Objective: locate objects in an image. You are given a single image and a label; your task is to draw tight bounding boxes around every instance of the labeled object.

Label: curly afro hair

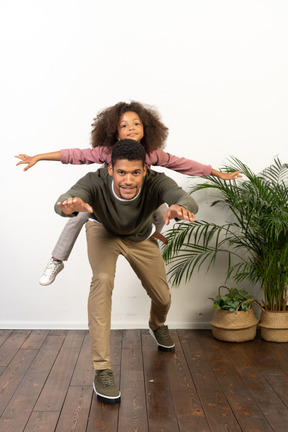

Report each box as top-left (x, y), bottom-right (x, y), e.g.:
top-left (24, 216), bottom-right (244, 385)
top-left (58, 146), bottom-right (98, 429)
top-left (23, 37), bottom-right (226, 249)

top-left (90, 101), bottom-right (169, 153)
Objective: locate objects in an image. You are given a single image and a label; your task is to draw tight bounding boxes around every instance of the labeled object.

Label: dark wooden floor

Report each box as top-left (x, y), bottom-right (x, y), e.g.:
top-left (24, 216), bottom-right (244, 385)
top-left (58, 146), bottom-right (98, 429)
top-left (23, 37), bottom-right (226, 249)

top-left (0, 329), bottom-right (288, 432)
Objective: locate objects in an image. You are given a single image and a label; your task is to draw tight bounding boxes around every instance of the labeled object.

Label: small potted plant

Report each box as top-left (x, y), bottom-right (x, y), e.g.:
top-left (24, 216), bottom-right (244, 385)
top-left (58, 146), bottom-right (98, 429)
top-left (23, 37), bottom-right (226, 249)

top-left (163, 157), bottom-right (288, 342)
top-left (209, 286), bottom-right (258, 342)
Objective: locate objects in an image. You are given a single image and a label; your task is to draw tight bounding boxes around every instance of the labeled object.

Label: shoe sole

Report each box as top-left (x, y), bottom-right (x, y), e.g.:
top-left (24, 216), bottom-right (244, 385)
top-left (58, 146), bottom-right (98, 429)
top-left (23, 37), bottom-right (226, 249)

top-left (93, 382), bottom-right (121, 405)
top-left (149, 329), bottom-right (175, 352)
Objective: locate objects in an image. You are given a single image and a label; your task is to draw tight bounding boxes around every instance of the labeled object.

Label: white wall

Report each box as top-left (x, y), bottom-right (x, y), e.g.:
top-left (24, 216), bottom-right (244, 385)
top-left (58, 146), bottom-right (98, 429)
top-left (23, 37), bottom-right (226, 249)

top-left (1, 0), bottom-right (287, 329)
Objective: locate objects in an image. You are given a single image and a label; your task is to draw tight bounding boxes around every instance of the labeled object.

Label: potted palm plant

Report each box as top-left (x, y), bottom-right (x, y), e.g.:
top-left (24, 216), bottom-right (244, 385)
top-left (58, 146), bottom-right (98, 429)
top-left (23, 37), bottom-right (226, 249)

top-left (163, 157), bottom-right (288, 342)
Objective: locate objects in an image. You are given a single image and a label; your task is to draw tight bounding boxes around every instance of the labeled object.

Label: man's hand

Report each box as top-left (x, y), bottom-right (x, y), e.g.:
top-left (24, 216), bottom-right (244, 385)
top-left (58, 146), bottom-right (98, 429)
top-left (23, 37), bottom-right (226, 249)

top-left (163, 204), bottom-right (195, 226)
top-left (57, 197), bottom-right (93, 214)
top-left (15, 154), bottom-right (39, 171)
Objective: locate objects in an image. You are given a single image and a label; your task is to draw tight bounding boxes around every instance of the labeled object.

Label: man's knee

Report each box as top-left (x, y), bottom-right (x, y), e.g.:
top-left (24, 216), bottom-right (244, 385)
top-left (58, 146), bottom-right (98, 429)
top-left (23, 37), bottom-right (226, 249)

top-left (162, 292), bottom-right (172, 308)
top-left (151, 288), bottom-right (171, 309)
top-left (90, 272), bottom-right (114, 294)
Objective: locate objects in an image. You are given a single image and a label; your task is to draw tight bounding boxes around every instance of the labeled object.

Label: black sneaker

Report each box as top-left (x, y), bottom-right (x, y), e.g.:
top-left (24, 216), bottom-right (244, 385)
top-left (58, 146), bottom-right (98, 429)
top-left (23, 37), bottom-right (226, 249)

top-left (149, 325), bottom-right (175, 352)
top-left (93, 369), bottom-right (121, 405)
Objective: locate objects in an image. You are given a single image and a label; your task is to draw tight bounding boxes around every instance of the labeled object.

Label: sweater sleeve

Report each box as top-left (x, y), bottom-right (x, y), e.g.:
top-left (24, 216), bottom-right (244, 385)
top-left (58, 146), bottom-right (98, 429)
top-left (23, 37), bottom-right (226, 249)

top-left (164, 184), bottom-right (199, 215)
top-left (149, 172), bottom-right (199, 215)
top-left (146, 149), bottom-right (212, 176)
top-left (60, 147), bottom-right (111, 165)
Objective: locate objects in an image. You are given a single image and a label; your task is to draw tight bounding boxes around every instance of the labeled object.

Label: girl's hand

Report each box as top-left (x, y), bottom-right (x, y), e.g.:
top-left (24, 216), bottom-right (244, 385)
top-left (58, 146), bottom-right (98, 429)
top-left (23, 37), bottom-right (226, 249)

top-left (15, 154), bottom-right (39, 171)
top-left (217, 170), bottom-right (242, 180)
top-left (211, 168), bottom-right (242, 180)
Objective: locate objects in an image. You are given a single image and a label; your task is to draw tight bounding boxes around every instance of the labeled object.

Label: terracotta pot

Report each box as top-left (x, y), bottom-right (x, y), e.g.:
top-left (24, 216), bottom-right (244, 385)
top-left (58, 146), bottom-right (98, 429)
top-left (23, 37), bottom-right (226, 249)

top-left (258, 310), bottom-right (288, 342)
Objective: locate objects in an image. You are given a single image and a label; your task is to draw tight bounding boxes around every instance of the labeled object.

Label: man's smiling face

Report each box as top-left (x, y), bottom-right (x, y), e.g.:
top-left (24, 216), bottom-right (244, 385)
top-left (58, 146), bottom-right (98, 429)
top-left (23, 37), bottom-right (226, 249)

top-left (108, 159), bottom-right (147, 200)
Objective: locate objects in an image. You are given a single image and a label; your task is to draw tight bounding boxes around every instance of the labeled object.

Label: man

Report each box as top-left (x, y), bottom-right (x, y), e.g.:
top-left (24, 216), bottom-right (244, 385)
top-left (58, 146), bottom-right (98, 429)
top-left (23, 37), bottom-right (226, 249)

top-left (55, 139), bottom-right (198, 405)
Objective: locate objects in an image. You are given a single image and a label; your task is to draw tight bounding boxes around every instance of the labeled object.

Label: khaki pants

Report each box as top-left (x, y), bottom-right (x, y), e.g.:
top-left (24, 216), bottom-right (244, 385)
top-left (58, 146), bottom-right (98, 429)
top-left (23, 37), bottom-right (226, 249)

top-left (85, 221), bottom-right (171, 370)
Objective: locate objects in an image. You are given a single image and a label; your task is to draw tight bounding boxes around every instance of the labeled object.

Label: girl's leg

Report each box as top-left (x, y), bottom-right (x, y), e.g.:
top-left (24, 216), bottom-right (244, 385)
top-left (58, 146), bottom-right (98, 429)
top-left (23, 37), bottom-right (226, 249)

top-left (52, 212), bottom-right (90, 261)
top-left (152, 203), bottom-right (168, 232)
top-left (39, 212), bottom-right (89, 286)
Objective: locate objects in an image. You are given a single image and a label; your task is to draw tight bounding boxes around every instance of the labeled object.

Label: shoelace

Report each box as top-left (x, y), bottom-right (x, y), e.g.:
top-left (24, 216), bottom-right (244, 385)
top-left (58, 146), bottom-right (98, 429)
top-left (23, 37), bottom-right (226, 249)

top-left (156, 326), bottom-right (170, 341)
top-left (98, 371), bottom-right (115, 387)
top-left (43, 260), bottom-right (60, 276)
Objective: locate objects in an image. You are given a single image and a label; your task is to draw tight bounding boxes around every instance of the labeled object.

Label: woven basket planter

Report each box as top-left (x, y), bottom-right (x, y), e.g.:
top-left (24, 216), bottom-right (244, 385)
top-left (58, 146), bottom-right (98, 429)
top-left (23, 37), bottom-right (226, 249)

top-left (258, 310), bottom-right (288, 342)
top-left (210, 308), bottom-right (259, 342)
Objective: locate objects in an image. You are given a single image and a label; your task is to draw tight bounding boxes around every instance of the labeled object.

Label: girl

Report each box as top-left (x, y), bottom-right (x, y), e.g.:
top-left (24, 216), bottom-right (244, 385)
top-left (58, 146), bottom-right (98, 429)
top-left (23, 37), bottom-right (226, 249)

top-left (16, 101), bottom-right (241, 285)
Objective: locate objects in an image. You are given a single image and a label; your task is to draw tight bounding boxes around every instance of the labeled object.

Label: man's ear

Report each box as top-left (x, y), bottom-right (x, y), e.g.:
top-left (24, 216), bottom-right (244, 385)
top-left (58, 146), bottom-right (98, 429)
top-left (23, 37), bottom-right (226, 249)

top-left (143, 164), bottom-right (147, 176)
top-left (108, 163), bottom-right (113, 176)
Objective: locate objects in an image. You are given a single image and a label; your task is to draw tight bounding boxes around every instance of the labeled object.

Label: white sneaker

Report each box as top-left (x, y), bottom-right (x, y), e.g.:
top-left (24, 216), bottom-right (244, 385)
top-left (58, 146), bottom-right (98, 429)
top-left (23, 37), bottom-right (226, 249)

top-left (39, 258), bottom-right (64, 286)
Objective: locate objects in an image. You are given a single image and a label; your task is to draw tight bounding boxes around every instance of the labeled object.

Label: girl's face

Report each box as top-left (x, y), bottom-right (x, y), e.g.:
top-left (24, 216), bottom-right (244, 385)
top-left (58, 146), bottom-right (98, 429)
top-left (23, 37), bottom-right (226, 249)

top-left (117, 111), bottom-right (144, 143)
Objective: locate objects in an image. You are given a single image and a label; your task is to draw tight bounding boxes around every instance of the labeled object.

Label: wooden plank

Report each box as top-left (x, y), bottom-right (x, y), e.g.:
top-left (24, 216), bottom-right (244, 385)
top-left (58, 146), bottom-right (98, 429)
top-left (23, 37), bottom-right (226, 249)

top-left (179, 330), bottom-right (241, 431)
top-left (196, 330), bottom-right (246, 390)
top-left (260, 341), bottom-right (288, 375)
top-left (48, 330), bottom-right (68, 336)
top-left (118, 330), bottom-right (148, 432)
top-left (110, 329), bottom-right (123, 367)
top-left (71, 332), bottom-right (94, 386)
top-left (243, 339), bottom-right (284, 375)
top-left (0, 335), bottom-right (65, 431)
top-left (165, 330), bottom-right (210, 432)
top-left (142, 329), bottom-right (180, 432)
top-left (33, 332), bottom-right (86, 412)
top-left (21, 330), bottom-right (49, 350)
top-left (199, 390), bottom-right (242, 432)
top-left (0, 331), bottom-right (13, 348)
top-left (223, 341), bottom-right (288, 431)
top-left (29, 334), bottom-right (66, 372)
top-left (198, 330), bottom-right (274, 432)
top-left (224, 386), bottom-right (274, 432)
top-left (0, 330), bottom-right (31, 367)
top-left (0, 370), bottom-right (49, 432)
top-left (23, 411), bottom-right (59, 432)
top-left (0, 349), bottom-right (37, 416)
top-left (55, 385), bottom-right (92, 432)
top-left (264, 374), bottom-right (288, 408)
top-left (33, 347), bottom-right (81, 412)
top-left (62, 330), bottom-right (87, 349)
top-left (178, 329), bottom-right (221, 392)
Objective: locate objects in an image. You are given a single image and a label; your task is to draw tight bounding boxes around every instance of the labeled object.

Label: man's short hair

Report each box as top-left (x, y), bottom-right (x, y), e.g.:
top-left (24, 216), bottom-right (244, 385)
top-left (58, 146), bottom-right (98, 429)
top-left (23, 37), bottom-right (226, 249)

top-left (111, 139), bottom-right (146, 167)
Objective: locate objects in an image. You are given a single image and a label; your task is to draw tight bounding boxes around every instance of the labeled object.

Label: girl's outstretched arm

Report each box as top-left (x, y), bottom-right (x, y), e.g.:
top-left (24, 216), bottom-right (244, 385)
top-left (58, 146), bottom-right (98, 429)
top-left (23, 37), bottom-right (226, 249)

top-left (147, 149), bottom-right (242, 179)
top-left (15, 151), bottom-right (61, 171)
top-left (16, 147), bottom-right (108, 171)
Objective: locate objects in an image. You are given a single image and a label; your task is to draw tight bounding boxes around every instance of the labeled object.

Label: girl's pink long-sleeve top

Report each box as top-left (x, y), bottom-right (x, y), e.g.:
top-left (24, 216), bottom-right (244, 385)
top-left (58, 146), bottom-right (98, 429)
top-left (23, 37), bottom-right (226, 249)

top-left (60, 147), bottom-right (212, 177)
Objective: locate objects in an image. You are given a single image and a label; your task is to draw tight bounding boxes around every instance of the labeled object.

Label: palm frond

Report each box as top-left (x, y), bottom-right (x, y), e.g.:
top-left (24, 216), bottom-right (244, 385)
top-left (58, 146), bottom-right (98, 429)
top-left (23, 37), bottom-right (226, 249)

top-left (163, 156), bottom-right (288, 310)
